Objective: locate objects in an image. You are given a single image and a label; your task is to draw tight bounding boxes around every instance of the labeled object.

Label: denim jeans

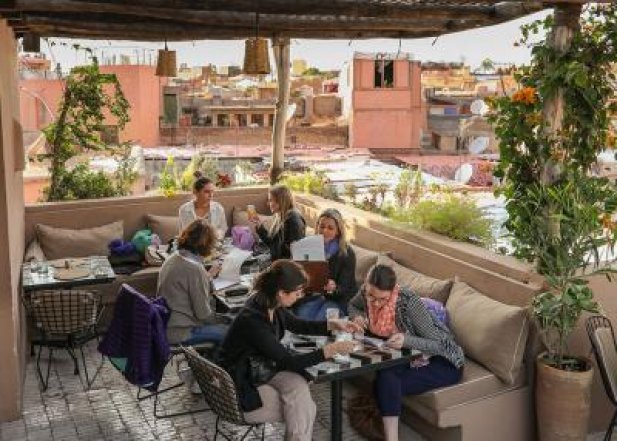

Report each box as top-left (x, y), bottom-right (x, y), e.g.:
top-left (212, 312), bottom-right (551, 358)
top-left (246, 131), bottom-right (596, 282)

top-left (181, 324), bottom-right (228, 345)
top-left (294, 296), bottom-right (343, 321)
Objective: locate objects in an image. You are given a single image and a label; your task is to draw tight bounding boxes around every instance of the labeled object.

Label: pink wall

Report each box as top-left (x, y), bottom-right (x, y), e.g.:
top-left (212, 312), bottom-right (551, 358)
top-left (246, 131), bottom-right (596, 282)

top-left (0, 20), bottom-right (26, 421)
top-left (350, 58), bottom-right (426, 150)
top-left (19, 64), bottom-right (164, 147)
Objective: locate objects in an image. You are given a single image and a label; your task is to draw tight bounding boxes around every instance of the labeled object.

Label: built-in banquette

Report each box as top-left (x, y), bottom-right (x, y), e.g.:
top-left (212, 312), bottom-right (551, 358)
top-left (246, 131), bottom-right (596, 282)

top-left (20, 188), bottom-right (576, 441)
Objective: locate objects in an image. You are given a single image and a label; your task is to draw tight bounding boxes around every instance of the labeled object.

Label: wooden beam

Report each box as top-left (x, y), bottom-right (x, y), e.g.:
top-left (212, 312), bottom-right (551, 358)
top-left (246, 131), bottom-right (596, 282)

top-left (271, 37), bottom-right (290, 184)
top-left (6, 2), bottom-right (541, 31)
top-left (16, 14), bottom-right (514, 40)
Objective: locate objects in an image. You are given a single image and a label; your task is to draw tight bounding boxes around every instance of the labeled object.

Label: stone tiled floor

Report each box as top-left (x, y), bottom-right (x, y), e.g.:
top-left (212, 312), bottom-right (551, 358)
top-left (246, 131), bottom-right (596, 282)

top-left (0, 342), bottom-right (424, 441)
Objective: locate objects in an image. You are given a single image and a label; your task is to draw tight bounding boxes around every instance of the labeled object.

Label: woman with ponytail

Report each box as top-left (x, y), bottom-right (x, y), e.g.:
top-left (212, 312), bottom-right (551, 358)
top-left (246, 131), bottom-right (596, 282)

top-left (178, 171), bottom-right (228, 239)
top-left (219, 259), bottom-right (361, 441)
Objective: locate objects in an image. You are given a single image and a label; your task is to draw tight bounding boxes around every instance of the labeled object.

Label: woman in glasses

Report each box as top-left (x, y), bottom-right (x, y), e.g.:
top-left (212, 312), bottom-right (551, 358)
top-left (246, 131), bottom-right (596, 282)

top-left (348, 264), bottom-right (464, 441)
top-left (219, 259), bottom-right (361, 441)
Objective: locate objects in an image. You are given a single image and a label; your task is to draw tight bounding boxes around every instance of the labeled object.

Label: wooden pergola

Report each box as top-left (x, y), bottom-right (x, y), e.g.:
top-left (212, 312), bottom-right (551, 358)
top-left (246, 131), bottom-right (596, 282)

top-left (0, 0), bottom-right (602, 182)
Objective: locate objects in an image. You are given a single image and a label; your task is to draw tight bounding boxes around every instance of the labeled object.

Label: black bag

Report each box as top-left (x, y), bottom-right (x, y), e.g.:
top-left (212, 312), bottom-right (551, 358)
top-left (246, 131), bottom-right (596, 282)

top-left (248, 355), bottom-right (278, 386)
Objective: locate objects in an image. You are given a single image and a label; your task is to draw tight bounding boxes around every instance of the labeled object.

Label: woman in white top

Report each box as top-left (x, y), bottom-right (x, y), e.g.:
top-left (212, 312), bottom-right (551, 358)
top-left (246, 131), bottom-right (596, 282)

top-left (178, 171), bottom-right (228, 239)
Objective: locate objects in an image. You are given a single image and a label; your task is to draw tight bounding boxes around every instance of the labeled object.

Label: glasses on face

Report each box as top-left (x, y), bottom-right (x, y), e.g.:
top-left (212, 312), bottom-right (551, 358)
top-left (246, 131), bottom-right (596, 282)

top-left (366, 292), bottom-right (389, 305)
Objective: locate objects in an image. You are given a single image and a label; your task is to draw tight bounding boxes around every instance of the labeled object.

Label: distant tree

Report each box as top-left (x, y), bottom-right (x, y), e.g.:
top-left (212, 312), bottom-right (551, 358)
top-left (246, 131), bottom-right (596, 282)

top-left (480, 58), bottom-right (495, 73)
top-left (302, 67), bottom-right (322, 76)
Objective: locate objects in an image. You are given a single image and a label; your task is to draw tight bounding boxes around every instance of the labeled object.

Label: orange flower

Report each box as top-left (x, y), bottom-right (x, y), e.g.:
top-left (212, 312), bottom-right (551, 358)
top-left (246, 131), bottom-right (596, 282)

top-left (512, 87), bottom-right (537, 105)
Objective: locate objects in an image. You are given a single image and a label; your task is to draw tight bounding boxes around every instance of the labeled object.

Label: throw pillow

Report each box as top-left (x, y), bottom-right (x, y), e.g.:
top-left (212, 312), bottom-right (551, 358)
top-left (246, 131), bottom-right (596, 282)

top-left (376, 254), bottom-right (453, 304)
top-left (446, 281), bottom-right (529, 384)
top-left (146, 214), bottom-right (178, 243)
top-left (350, 243), bottom-right (380, 286)
top-left (36, 221), bottom-right (124, 260)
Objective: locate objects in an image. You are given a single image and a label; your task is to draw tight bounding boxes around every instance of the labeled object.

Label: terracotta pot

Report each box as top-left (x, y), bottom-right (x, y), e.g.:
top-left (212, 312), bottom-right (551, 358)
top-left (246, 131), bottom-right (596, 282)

top-left (536, 355), bottom-right (593, 441)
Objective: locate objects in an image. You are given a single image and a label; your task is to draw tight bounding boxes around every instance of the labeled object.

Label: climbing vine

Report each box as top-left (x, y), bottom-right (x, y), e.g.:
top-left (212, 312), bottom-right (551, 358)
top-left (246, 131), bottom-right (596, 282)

top-left (41, 54), bottom-right (133, 201)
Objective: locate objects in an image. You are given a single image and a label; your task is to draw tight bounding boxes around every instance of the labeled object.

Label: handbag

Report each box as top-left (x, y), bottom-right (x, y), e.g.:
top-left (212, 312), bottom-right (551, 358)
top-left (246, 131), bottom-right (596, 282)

top-left (247, 355), bottom-right (278, 386)
top-left (347, 394), bottom-right (385, 441)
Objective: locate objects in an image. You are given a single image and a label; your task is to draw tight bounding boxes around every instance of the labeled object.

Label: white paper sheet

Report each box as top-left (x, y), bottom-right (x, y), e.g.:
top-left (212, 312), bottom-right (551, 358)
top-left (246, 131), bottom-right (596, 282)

top-left (218, 248), bottom-right (252, 281)
top-left (291, 235), bottom-right (326, 261)
top-left (212, 278), bottom-right (239, 291)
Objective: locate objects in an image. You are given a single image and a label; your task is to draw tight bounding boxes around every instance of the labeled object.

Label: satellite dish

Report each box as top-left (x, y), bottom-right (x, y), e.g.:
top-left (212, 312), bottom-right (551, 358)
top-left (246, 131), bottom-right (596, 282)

top-left (286, 103), bottom-right (297, 122)
top-left (454, 163), bottom-right (474, 184)
top-left (470, 99), bottom-right (488, 116)
top-left (469, 137), bottom-right (489, 154)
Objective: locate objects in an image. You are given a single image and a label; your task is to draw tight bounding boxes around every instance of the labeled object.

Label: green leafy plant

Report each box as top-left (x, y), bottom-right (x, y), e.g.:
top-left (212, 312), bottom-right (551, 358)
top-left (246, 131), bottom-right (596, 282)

top-left (392, 193), bottom-right (494, 247)
top-left (40, 56), bottom-right (131, 201)
top-left (159, 156), bottom-right (180, 197)
top-left (343, 182), bottom-right (359, 204)
top-left (180, 154), bottom-right (219, 191)
top-left (488, 6), bottom-right (617, 369)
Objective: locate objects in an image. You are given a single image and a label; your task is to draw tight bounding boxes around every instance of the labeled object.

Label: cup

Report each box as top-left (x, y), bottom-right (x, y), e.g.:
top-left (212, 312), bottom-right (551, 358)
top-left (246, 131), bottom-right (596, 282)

top-left (247, 204), bottom-right (257, 220)
top-left (326, 308), bottom-right (340, 321)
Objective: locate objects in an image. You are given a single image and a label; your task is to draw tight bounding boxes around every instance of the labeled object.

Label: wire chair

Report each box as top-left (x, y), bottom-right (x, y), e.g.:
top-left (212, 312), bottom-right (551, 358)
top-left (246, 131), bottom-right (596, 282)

top-left (181, 346), bottom-right (266, 441)
top-left (26, 289), bottom-right (103, 391)
top-left (586, 315), bottom-right (617, 441)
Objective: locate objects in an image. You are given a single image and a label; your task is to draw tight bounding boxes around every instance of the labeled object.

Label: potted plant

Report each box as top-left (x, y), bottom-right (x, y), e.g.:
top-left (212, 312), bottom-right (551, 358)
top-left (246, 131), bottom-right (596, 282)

top-left (489, 6), bottom-right (617, 440)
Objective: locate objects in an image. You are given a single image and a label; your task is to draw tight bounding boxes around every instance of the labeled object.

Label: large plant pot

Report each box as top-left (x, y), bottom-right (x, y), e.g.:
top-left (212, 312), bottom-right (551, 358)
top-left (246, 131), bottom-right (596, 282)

top-left (536, 355), bottom-right (593, 441)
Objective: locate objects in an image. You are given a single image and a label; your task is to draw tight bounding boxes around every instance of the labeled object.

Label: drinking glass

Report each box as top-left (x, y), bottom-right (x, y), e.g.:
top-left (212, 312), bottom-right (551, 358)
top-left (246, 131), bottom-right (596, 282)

top-left (326, 308), bottom-right (340, 321)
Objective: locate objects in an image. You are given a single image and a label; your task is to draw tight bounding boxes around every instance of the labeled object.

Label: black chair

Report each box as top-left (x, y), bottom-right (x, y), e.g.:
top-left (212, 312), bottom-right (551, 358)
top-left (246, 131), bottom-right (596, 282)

top-left (26, 289), bottom-right (103, 391)
top-left (100, 283), bottom-right (213, 419)
top-left (586, 315), bottom-right (617, 441)
top-left (181, 346), bottom-right (267, 441)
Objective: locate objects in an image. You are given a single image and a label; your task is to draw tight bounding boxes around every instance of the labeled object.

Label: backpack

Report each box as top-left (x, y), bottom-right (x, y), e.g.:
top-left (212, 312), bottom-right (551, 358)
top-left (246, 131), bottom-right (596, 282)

top-left (231, 225), bottom-right (255, 251)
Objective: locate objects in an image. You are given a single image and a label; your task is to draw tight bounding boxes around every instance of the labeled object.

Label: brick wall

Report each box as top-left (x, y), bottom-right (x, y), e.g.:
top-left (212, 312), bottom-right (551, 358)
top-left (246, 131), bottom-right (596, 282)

top-left (159, 125), bottom-right (348, 146)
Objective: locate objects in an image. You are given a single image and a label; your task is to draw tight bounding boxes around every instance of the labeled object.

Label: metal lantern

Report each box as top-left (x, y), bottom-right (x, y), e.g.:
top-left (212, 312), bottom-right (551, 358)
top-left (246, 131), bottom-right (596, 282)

top-left (22, 33), bottom-right (40, 53)
top-left (155, 43), bottom-right (177, 77)
top-left (243, 38), bottom-right (270, 75)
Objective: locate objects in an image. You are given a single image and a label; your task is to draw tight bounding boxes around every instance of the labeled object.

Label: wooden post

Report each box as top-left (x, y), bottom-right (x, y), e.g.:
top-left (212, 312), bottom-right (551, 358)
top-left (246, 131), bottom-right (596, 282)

top-left (540, 5), bottom-right (581, 246)
top-left (270, 36), bottom-right (290, 184)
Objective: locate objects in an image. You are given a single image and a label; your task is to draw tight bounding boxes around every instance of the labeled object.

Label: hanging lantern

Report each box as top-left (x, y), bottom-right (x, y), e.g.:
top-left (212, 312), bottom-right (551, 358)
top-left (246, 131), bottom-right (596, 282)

top-left (156, 42), bottom-right (177, 77)
top-left (22, 33), bottom-right (40, 53)
top-left (243, 38), bottom-right (270, 75)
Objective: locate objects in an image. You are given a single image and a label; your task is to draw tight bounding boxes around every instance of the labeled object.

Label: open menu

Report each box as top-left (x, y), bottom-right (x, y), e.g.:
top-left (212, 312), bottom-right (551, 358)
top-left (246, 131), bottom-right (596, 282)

top-left (213, 248), bottom-right (252, 291)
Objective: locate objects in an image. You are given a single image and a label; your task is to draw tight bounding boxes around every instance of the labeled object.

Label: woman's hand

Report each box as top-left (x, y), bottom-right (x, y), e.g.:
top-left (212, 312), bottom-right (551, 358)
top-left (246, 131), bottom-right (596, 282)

top-left (208, 262), bottom-right (221, 278)
top-left (324, 279), bottom-right (337, 294)
top-left (323, 341), bottom-right (356, 359)
top-left (351, 315), bottom-right (369, 330)
top-left (386, 333), bottom-right (405, 350)
top-left (328, 319), bottom-right (363, 334)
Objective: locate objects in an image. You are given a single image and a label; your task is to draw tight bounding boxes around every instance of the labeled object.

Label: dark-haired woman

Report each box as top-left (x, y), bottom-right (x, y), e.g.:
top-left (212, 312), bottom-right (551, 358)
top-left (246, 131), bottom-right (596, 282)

top-left (250, 185), bottom-right (306, 261)
top-left (219, 260), bottom-right (361, 441)
top-left (178, 171), bottom-right (227, 239)
top-left (157, 219), bottom-right (226, 345)
top-left (348, 264), bottom-right (464, 441)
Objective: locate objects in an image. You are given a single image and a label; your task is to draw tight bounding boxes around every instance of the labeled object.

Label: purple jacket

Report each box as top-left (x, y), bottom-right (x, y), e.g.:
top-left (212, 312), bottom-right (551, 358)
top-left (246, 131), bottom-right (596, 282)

top-left (98, 284), bottom-right (171, 392)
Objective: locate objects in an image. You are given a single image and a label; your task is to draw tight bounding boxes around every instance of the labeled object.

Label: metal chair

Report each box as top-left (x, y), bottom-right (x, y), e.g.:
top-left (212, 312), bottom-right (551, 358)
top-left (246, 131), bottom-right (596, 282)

top-left (586, 316), bottom-right (617, 441)
top-left (27, 289), bottom-right (103, 391)
top-left (181, 346), bottom-right (266, 441)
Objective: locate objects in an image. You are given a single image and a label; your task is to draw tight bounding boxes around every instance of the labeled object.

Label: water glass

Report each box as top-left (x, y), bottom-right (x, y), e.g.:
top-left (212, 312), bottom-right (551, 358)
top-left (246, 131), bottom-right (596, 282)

top-left (326, 308), bottom-right (340, 321)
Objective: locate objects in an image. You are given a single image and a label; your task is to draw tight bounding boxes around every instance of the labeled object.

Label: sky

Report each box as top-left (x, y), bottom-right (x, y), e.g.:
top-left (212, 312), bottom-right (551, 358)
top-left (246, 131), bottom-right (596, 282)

top-left (40, 11), bottom-right (550, 72)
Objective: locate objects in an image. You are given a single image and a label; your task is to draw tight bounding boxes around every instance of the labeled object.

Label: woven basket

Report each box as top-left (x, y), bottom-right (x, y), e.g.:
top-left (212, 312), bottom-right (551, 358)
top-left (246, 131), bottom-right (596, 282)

top-left (243, 38), bottom-right (270, 75)
top-left (156, 49), bottom-right (177, 77)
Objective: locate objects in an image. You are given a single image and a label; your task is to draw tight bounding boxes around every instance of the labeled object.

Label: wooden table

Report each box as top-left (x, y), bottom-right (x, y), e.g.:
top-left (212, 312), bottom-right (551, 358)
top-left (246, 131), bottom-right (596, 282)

top-left (298, 335), bottom-right (422, 441)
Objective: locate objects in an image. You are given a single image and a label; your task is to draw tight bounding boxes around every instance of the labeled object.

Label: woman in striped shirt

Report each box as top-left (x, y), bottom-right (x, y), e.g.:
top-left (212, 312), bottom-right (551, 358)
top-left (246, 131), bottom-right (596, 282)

top-left (348, 264), bottom-right (464, 441)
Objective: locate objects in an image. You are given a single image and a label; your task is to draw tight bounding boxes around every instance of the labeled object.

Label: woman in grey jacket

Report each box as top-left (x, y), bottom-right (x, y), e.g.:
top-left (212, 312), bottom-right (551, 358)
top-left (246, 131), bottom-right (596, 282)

top-left (349, 264), bottom-right (464, 441)
top-left (157, 219), bottom-right (225, 345)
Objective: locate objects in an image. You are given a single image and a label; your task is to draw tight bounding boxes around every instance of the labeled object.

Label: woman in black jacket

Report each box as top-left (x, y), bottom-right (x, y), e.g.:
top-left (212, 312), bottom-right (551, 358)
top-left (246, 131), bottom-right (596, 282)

top-left (250, 185), bottom-right (306, 261)
top-left (219, 260), bottom-right (359, 441)
top-left (294, 208), bottom-right (357, 320)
